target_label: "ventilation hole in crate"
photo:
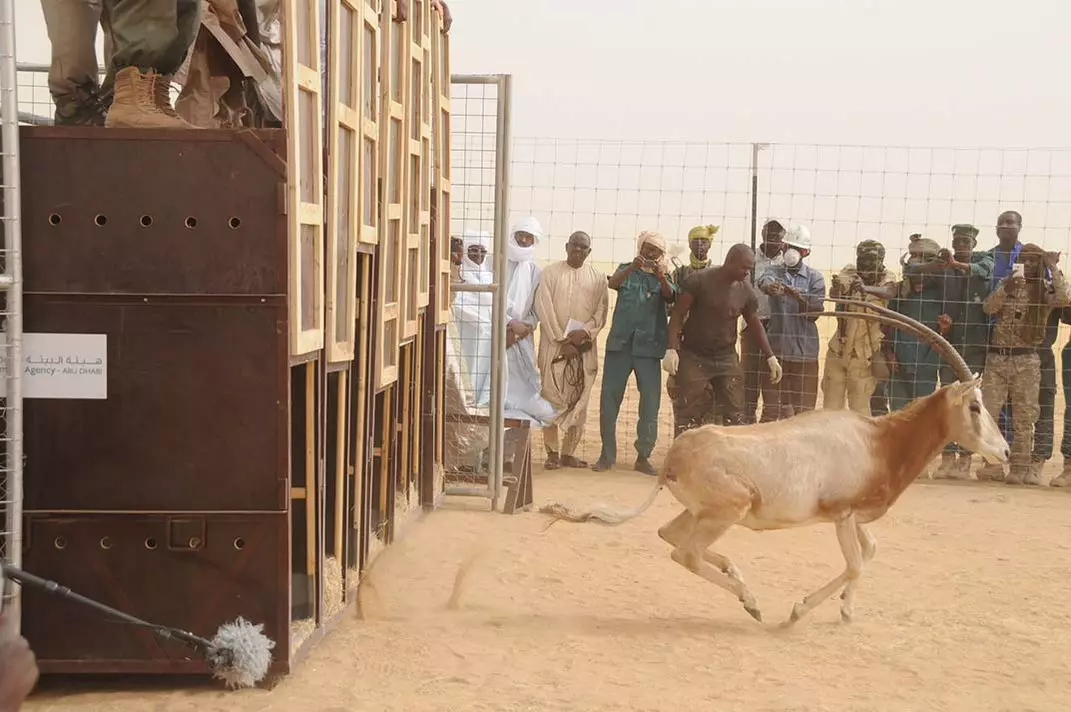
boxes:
[139,215,153,228]
[99,536,112,550]
[233,537,246,551]
[188,537,202,550]
[228,217,242,229]
[48,213,62,226]
[54,536,67,550]
[144,537,158,550]
[184,216,198,229]
[94,214,107,227]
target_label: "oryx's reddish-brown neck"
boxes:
[874,388,953,499]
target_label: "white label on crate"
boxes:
[0,333,108,399]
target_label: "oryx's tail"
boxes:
[539,481,663,526]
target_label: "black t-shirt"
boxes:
[680,267,758,357]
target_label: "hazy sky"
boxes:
[14,0,1071,267]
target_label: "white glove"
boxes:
[766,355,783,385]
[662,349,680,376]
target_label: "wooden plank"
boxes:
[325,0,363,363]
[334,370,348,561]
[373,1,406,388]
[359,1,381,246]
[431,11,451,327]
[398,344,412,498]
[304,363,317,595]
[411,317,424,491]
[283,0,326,356]
[378,386,393,522]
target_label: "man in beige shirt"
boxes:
[821,239,897,414]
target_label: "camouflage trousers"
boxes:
[981,352,1040,471]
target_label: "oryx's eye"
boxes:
[969,402,982,414]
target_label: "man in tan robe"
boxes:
[535,231,609,469]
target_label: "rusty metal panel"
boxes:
[22,513,290,675]
[23,295,288,512]
[20,127,287,296]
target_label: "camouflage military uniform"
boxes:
[978,267,1071,483]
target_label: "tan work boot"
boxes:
[976,463,1006,483]
[152,73,200,128]
[105,66,198,129]
[1050,460,1071,488]
[947,453,973,480]
[933,452,956,479]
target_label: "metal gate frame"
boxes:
[445,73,511,510]
[0,0,26,631]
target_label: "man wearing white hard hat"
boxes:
[757,223,827,420]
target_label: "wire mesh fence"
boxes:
[449,137,1071,485]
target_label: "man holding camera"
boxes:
[535,231,609,470]
[977,244,1070,485]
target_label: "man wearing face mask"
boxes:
[502,217,557,422]
[664,243,781,434]
[665,224,718,418]
[594,231,677,476]
[757,224,826,420]
[453,231,493,406]
[879,237,949,414]
[742,219,785,423]
[977,244,1070,485]
[535,231,609,470]
[821,240,897,415]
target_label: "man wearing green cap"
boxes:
[822,239,897,414]
[906,224,995,478]
[666,225,717,422]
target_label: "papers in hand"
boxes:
[565,319,588,336]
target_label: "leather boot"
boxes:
[933,452,956,479]
[1050,460,1071,488]
[105,66,196,129]
[152,72,200,128]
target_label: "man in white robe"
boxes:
[503,216,558,427]
[534,231,608,469]
[452,230,493,406]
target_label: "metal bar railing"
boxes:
[0,0,26,632]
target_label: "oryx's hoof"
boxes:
[785,603,803,625]
[743,604,763,622]
[840,607,854,623]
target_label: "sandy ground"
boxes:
[25,470,1071,712]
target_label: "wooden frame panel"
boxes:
[284,0,327,356]
[359,0,381,245]
[431,13,451,326]
[374,0,406,389]
[401,0,433,341]
[325,0,363,362]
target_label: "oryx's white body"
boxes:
[541,302,1011,626]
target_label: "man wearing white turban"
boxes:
[502,217,558,418]
[593,230,677,476]
[452,230,494,406]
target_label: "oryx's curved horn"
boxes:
[822,297,973,382]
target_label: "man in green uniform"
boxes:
[100,0,203,128]
[907,224,995,478]
[593,231,676,476]
[665,224,717,421]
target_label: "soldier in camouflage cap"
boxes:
[821,239,897,414]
